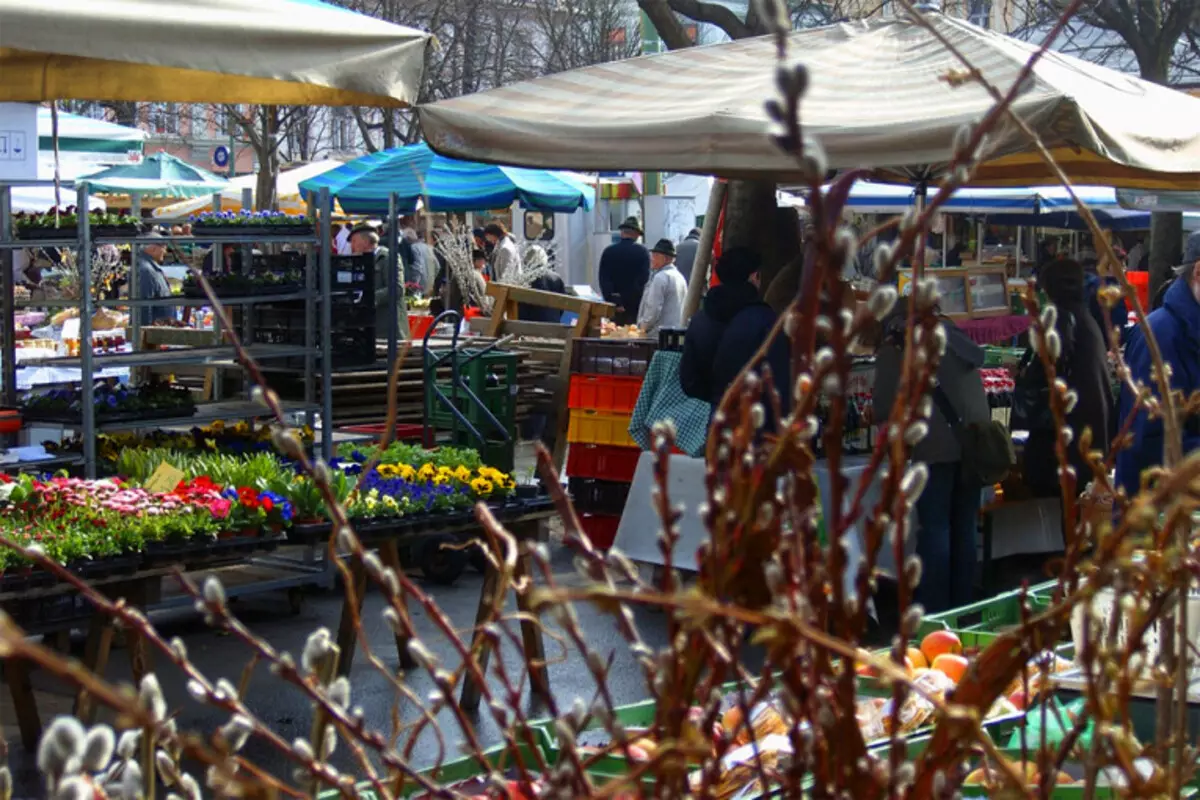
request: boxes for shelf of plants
[0,184,340,480]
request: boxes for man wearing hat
[352,223,408,341]
[135,230,173,326]
[599,216,650,326]
[1117,230,1200,495]
[636,238,687,337]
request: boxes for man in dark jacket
[674,228,701,284]
[598,216,649,325]
[1117,232,1200,496]
[680,247,790,423]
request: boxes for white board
[0,103,38,181]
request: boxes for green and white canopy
[79,152,228,198]
[38,108,146,180]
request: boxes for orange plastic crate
[568,374,643,414]
[567,409,637,448]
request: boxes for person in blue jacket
[1116,231,1200,496]
[680,247,790,427]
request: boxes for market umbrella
[78,152,229,199]
[296,143,594,213]
[418,11,1200,190]
[0,0,431,107]
[152,160,347,219]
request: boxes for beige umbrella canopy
[419,12,1200,190]
[0,0,431,107]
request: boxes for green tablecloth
[628,350,711,457]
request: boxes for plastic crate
[566,443,641,482]
[658,327,686,352]
[579,513,620,550]
[570,338,656,376]
[251,251,307,272]
[250,302,375,369]
[917,589,1073,650]
[568,477,631,515]
[426,350,518,435]
[567,374,643,414]
[567,409,637,448]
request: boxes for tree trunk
[722,180,785,290]
[1148,212,1183,304]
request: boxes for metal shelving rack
[0,181,337,478]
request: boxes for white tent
[37,108,147,180]
[152,160,345,219]
[12,186,105,213]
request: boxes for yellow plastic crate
[567,409,637,448]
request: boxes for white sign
[0,103,38,181]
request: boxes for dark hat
[618,216,643,235]
[651,238,676,257]
[350,222,380,237]
[472,227,486,240]
[715,246,762,284]
[1177,230,1200,275]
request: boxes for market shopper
[675,227,702,284]
[353,224,407,341]
[484,222,522,284]
[636,239,688,337]
[680,247,789,424]
[1019,259,1113,498]
[1117,232,1200,496]
[135,231,173,326]
[872,305,989,613]
[599,217,650,326]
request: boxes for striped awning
[419,12,1200,190]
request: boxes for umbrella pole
[682,180,727,324]
[51,102,61,222]
[388,193,399,365]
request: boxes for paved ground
[1,531,1048,796]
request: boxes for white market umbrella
[418,12,1200,190]
[78,152,229,199]
[0,0,431,107]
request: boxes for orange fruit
[919,630,963,664]
[930,653,969,683]
[907,648,928,669]
[721,705,744,737]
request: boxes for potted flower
[222,486,267,538]
[13,207,140,241]
[189,210,314,237]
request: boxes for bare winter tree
[1008,0,1200,296]
[528,0,642,74]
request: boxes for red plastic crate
[578,514,620,550]
[566,444,641,482]
[568,374,643,413]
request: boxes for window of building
[151,103,179,134]
[969,0,991,27]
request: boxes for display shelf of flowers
[20,381,195,425]
[12,207,141,241]
[180,268,305,299]
[188,210,314,238]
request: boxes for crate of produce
[917,589,1072,651]
[568,374,643,414]
[249,301,375,369]
[569,477,631,515]
[566,443,641,482]
[567,409,637,448]
[570,338,656,377]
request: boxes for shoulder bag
[931,383,1015,486]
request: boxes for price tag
[145,461,186,494]
[60,317,80,341]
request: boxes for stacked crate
[424,348,519,473]
[565,339,656,549]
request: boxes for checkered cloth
[628,350,712,457]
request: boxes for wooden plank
[486,282,616,316]
[335,557,368,677]
[459,562,501,712]
[5,657,41,751]
[75,612,115,724]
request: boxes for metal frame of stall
[0,181,343,604]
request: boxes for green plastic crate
[983,346,1025,367]
[424,349,518,436]
[317,732,553,799]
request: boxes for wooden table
[319,505,556,712]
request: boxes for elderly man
[636,238,687,337]
[1117,231,1200,496]
[136,231,173,326]
[674,227,702,284]
[599,216,650,326]
[351,224,407,342]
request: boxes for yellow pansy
[470,477,494,495]
[433,474,449,486]
[417,463,436,481]
[397,464,416,481]
[204,438,217,451]
[454,466,472,482]
[378,464,400,479]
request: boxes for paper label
[145,461,186,494]
[60,318,80,341]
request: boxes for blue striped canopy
[297,143,593,215]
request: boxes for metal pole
[320,187,333,463]
[304,191,316,430]
[130,192,143,352]
[78,184,95,478]
[211,191,224,400]
[681,180,727,324]
[0,187,15,409]
[388,193,399,366]
[240,187,254,400]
